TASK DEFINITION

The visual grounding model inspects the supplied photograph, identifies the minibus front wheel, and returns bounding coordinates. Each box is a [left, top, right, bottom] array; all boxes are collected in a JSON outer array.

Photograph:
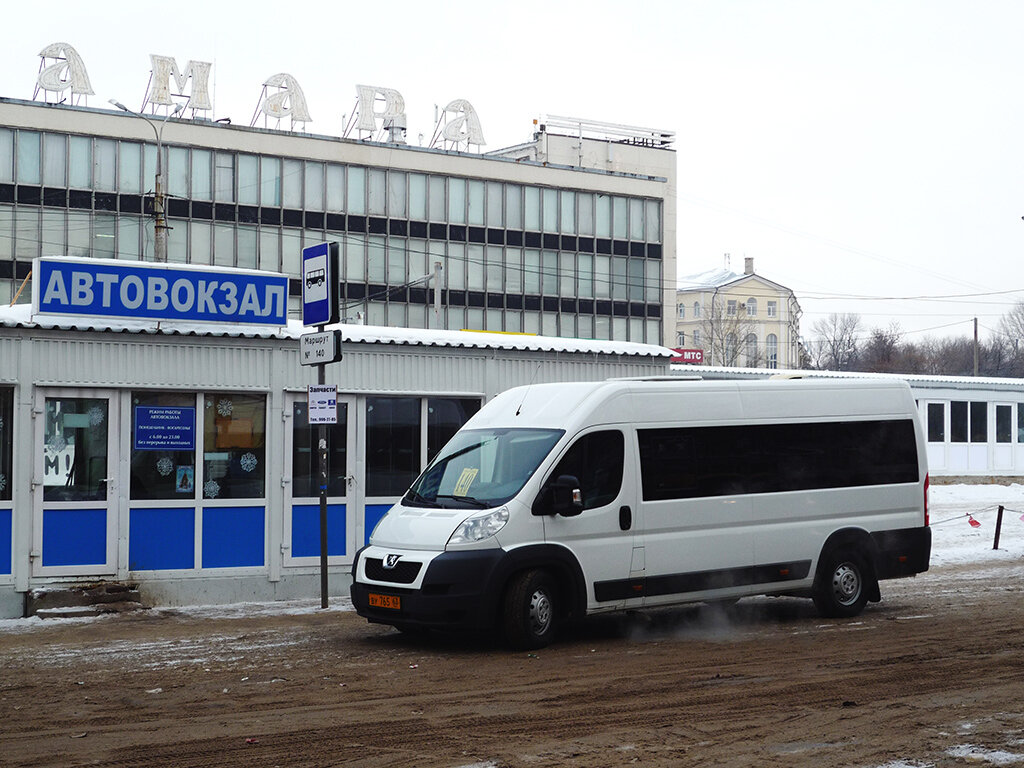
[[502, 569, 558, 650], [812, 547, 872, 619]]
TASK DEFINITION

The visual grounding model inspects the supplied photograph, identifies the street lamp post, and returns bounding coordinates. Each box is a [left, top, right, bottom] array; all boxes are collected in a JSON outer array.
[[109, 100, 183, 262]]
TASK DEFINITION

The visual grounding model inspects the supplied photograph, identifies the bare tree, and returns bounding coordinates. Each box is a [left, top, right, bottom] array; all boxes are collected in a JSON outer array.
[[699, 299, 763, 367], [860, 322, 902, 373], [810, 313, 862, 371]]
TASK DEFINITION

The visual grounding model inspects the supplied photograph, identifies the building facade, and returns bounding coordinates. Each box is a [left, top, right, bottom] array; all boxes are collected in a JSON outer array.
[[675, 257, 802, 369], [0, 98, 676, 345]]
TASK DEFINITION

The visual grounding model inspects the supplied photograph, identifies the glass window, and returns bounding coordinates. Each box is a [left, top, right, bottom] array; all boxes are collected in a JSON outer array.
[[645, 199, 661, 242], [15, 208, 40, 262], [93, 213, 116, 259], [523, 248, 540, 294], [283, 159, 302, 208], [191, 148, 212, 200], [202, 393, 266, 499], [388, 238, 406, 283], [727, 299, 737, 316], [595, 194, 611, 238], [345, 238, 365, 282], [388, 170, 407, 218], [237, 225, 257, 270], [238, 154, 259, 205], [260, 156, 281, 207], [970, 402, 988, 443], [559, 252, 575, 296], [578, 193, 594, 236], [291, 400, 348, 497], [214, 223, 235, 267], [67, 210, 89, 258], [693, 330, 701, 347], [506, 184, 522, 229], [612, 197, 628, 239], [167, 146, 189, 199], [366, 396, 421, 497], [486, 245, 503, 291], [448, 177, 466, 224], [629, 198, 644, 239], [326, 163, 345, 212], [367, 168, 386, 215], [612, 257, 627, 301], [542, 188, 558, 231], [524, 186, 541, 230], [215, 152, 235, 203], [541, 251, 558, 295], [190, 220, 211, 265], [427, 398, 481, 463], [0, 129, 13, 183], [16, 130, 41, 185], [506, 247, 523, 293], [282, 229, 301, 276], [43, 133, 66, 187], [259, 227, 280, 272], [43, 209, 66, 258], [646, 259, 661, 303], [0, 387, 12, 501], [119, 142, 142, 195], [594, 255, 611, 299], [367, 236, 386, 283], [546, 430, 624, 510], [767, 300, 777, 317], [766, 334, 778, 369], [69, 135, 91, 188], [130, 392, 197, 500], [93, 139, 116, 192], [347, 166, 366, 215], [409, 173, 426, 220], [950, 401, 968, 443], [447, 242, 465, 290], [996, 405, 1012, 444], [468, 180, 485, 226], [428, 175, 445, 221], [467, 244, 484, 291], [746, 298, 757, 317], [304, 161, 323, 210], [1019, 405, 1024, 442], [43, 397, 108, 502], [560, 190, 575, 234], [485, 182, 502, 228], [577, 253, 593, 298]]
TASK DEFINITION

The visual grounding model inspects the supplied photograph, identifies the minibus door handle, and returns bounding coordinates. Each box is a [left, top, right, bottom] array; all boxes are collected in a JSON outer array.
[[619, 506, 632, 531]]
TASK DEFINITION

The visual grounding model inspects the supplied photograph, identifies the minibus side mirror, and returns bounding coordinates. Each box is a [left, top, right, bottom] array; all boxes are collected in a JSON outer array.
[[551, 475, 584, 517]]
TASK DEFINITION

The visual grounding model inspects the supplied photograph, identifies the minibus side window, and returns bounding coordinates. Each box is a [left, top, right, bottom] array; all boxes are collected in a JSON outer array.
[[547, 431, 624, 510]]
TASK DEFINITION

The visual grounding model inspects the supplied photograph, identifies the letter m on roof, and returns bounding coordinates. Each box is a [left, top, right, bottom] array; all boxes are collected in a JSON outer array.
[[145, 54, 212, 112]]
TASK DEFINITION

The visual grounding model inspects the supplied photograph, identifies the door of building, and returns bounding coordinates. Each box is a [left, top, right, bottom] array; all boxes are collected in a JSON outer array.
[[282, 393, 358, 566], [33, 389, 119, 577]]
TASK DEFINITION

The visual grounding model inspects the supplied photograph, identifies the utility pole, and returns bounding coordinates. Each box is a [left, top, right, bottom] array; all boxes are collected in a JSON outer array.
[[974, 317, 979, 376], [109, 100, 183, 262]]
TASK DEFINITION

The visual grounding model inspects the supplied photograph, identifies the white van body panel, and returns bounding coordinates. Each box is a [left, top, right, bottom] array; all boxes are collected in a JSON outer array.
[[352, 377, 931, 644]]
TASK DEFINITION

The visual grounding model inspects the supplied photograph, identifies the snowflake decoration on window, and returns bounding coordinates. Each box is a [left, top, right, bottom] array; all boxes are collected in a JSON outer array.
[[239, 452, 258, 473], [204, 480, 220, 499], [216, 399, 233, 418], [0, 474, 6, 493], [46, 434, 68, 453], [88, 406, 105, 427], [0, 415, 4, 432], [156, 457, 174, 477]]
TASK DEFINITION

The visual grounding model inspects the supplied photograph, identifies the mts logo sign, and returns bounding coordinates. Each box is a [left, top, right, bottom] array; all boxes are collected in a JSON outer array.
[[671, 348, 704, 364]]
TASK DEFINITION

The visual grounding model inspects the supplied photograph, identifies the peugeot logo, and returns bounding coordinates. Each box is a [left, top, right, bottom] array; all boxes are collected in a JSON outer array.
[[384, 554, 401, 569]]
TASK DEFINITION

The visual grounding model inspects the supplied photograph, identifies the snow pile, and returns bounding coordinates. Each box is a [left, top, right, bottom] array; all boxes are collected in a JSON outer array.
[[928, 484, 1024, 567]]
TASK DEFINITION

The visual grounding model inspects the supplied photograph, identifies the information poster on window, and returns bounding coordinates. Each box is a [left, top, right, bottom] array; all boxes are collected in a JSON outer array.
[[134, 407, 196, 451]]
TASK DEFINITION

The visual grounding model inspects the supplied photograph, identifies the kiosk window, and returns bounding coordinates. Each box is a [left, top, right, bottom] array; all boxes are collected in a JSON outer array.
[[131, 392, 197, 500], [0, 388, 11, 501], [43, 397, 108, 502], [291, 401, 348, 498], [367, 397, 420, 497], [203, 393, 266, 499], [427, 397, 481, 462]]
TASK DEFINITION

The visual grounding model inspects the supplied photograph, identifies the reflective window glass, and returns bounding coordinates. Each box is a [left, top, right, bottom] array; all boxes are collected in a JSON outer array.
[[93, 213, 116, 259], [237, 225, 257, 270], [214, 223, 234, 267], [368, 168, 386, 215], [0, 129, 13, 183], [291, 401, 348, 497], [167, 146, 189, 199], [595, 194, 611, 238], [560, 190, 575, 234], [203, 393, 266, 500], [67, 210, 90, 258], [486, 182, 502, 228], [43, 133, 66, 187], [119, 141, 142, 195], [326, 164, 345, 212], [283, 159, 302, 208], [130, 392, 197, 500], [0, 387, 12, 501], [613, 197, 628, 239], [238, 154, 259, 205], [43, 397, 108, 502], [448, 177, 466, 224], [16, 130, 40, 185], [15, 209, 39, 261], [506, 184, 522, 229], [468, 180, 484, 226], [467, 244, 484, 291], [94, 139, 116, 192], [388, 170, 407, 218], [69, 135, 91, 188], [409, 173, 426, 220], [191, 148, 212, 200], [215, 152, 235, 203], [428, 175, 445, 221], [260, 156, 281, 206], [190, 220, 211, 265], [304, 161, 323, 210], [347, 166, 365, 214], [542, 189, 558, 231], [524, 186, 541, 230], [366, 397, 421, 497]]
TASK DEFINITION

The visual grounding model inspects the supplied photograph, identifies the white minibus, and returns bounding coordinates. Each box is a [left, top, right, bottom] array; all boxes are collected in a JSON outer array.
[[351, 378, 931, 648]]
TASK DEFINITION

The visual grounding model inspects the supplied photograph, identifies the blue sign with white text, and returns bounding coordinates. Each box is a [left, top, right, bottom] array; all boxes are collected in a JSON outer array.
[[34, 257, 289, 325], [134, 406, 196, 451]]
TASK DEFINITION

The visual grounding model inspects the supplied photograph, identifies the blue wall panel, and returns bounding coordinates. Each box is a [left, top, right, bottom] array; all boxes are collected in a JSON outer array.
[[364, 504, 393, 546], [129, 507, 195, 571], [291, 503, 347, 557], [202, 506, 265, 568], [42, 508, 106, 567], [0, 508, 11, 575]]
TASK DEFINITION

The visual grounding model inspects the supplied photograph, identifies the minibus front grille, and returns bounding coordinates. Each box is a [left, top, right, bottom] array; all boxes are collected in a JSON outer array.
[[365, 558, 423, 584]]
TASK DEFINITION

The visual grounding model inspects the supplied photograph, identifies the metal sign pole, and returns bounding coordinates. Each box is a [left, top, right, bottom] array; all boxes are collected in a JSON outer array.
[[318, 326, 329, 609]]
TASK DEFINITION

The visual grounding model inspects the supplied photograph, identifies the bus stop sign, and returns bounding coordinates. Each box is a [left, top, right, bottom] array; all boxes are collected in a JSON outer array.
[[302, 242, 339, 326]]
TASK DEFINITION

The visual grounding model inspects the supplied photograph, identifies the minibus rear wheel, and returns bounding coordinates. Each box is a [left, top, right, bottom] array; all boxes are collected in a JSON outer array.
[[813, 547, 871, 618], [502, 569, 558, 650]]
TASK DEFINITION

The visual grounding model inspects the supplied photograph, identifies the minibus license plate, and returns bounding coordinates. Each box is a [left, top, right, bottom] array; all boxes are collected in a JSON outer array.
[[368, 593, 401, 610]]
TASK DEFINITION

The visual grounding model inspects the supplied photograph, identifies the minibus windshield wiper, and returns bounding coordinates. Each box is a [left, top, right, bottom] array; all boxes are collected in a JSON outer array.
[[435, 494, 490, 508], [404, 489, 440, 507]]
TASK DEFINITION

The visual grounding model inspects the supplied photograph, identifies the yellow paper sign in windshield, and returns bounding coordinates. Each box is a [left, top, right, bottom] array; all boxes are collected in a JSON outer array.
[[453, 467, 479, 496]]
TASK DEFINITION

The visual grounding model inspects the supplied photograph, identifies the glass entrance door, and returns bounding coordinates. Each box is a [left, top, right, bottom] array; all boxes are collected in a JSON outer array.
[[34, 391, 118, 576], [283, 394, 356, 566]]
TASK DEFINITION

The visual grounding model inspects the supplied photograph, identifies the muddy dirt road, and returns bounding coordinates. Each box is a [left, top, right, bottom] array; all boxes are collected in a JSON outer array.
[[2, 558, 1023, 768]]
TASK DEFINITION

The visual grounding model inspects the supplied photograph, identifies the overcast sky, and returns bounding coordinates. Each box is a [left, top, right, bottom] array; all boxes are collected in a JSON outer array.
[[2, 0, 1022, 344]]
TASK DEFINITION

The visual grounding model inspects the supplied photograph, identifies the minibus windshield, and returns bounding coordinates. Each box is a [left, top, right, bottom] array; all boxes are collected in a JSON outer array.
[[404, 428, 564, 509]]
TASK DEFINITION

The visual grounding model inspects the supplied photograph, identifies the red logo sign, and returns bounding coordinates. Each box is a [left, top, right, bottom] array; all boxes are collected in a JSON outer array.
[[671, 348, 704, 364]]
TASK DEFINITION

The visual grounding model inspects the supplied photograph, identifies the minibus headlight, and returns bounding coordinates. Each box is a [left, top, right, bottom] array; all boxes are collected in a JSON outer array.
[[448, 507, 509, 545]]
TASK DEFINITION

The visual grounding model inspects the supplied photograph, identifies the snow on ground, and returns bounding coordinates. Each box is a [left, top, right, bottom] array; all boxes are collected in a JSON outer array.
[[1, 484, 1022, 636]]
